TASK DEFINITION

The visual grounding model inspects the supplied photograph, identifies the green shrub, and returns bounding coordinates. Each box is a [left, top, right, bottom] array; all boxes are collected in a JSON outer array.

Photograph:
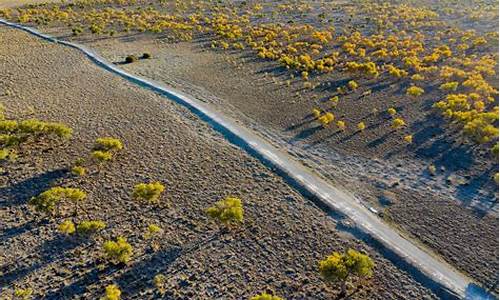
[[206, 196, 244, 226], [0, 134, 23, 147], [125, 55, 138, 63], [153, 274, 167, 295], [144, 224, 161, 239], [77, 220, 106, 235], [92, 150, 113, 162], [103, 237, 133, 264], [251, 292, 283, 300], [71, 165, 86, 176], [58, 220, 76, 234], [14, 288, 33, 300], [319, 249, 374, 297], [101, 284, 121, 300], [133, 182, 165, 203], [95, 137, 123, 152], [0, 148, 9, 160], [29, 187, 86, 215], [0, 120, 18, 133], [18, 119, 72, 138]]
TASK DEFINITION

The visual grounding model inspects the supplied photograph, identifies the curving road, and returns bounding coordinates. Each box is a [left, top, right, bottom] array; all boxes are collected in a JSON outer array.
[[0, 19, 496, 300]]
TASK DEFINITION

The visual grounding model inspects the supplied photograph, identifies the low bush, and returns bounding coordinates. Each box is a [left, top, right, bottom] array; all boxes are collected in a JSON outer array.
[[206, 196, 244, 226], [251, 292, 283, 300], [95, 137, 123, 152], [101, 284, 121, 300], [14, 288, 33, 300], [58, 220, 76, 234], [30, 187, 86, 215], [103, 237, 133, 264], [92, 150, 113, 162], [319, 249, 374, 298], [133, 182, 165, 203], [77, 220, 106, 235], [71, 166, 86, 176], [141, 52, 152, 59]]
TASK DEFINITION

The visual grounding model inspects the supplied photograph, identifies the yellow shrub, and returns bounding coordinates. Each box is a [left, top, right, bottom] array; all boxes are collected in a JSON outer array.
[[133, 182, 165, 203], [103, 237, 133, 264], [406, 86, 424, 96], [77, 220, 106, 235], [58, 220, 75, 235], [206, 196, 244, 226], [392, 118, 406, 129], [357, 122, 366, 131], [101, 284, 121, 300]]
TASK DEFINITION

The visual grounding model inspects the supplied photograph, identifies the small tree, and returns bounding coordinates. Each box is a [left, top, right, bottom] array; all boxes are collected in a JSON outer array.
[[319, 249, 374, 298], [103, 237, 133, 265]]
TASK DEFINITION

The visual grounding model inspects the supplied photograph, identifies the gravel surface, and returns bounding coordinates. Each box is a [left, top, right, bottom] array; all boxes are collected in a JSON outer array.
[[0, 26, 440, 299]]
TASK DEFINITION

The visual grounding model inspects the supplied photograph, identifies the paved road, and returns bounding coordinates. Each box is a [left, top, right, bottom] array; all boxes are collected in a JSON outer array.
[[1, 19, 496, 300]]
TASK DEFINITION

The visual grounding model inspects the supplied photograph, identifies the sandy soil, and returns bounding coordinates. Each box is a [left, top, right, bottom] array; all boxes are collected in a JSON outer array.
[[68, 33, 499, 288], [0, 25, 440, 299]]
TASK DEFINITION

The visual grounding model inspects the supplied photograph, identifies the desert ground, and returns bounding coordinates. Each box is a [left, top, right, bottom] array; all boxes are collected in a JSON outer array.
[[0, 25, 440, 299], [0, 0, 498, 298]]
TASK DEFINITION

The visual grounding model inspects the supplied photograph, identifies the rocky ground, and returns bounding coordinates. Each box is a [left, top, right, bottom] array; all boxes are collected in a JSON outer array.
[[0, 25, 440, 299]]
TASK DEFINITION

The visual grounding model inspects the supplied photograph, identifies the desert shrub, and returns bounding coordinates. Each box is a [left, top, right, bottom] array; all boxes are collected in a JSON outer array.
[[133, 182, 165, 203], [125, 55, 138, 63], [101, 284, 121, 300], [0, 120, 18, 132], [153, 274, 167, 295], [404, 135, 413, 143], [206, 196, 244, 226], [312, 108, 321, 119], [347, 80, 358, 90], [103, 237, 133, 264], [336, 120, 346, 131], [58, 220, 76, 234], [0, 134, 23, 147], [144, 224, 161, 239], [439, 81, 459, 91], [494, 173, 499, 185], [357, 122, 366, 131], [92, 150, 113, 162], [0, 148, 9, 160], [71, 166, 86, 176], [77, 220, 106, 235], [30, 187, 86, 215], [95, 137, 123, 152], [14, 288, 33, 300], [318, 112, 334, 127], [406, 86, 424, 96], [72, 26, 83, 35], [319, 249, 374, 297], [387, 107, 397, 116], [18, 119, 72, 139], [141, 53, 152, 59], [251, 292, 283, 300], [391, 118, 406, 129]]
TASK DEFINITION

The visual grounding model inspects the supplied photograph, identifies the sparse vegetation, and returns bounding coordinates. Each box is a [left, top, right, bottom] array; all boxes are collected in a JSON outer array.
[[250, 292, 283, 300], [206, 196, 244, 227], [319, 249, 374, 298], [29, 187, 86, 215], [132, 182, 165, 203], [77, 220, 106, 235], [101, 284, 121, 300], [103, 237, 133, 264]]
